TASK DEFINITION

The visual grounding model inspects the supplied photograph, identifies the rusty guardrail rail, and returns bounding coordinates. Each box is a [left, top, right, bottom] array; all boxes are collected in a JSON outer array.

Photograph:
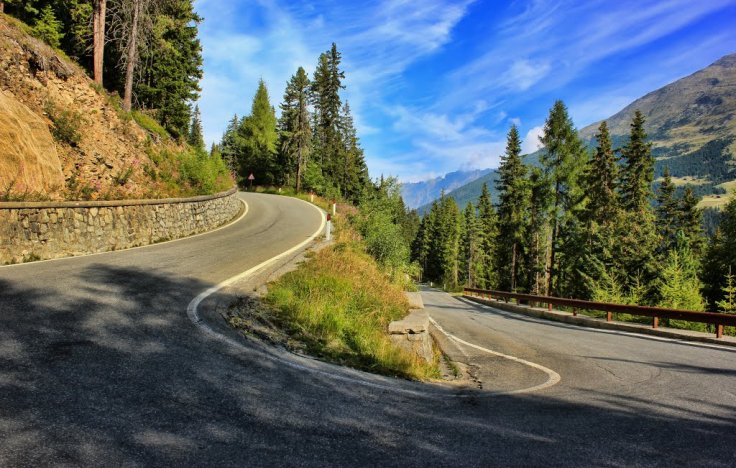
[[464, 288, 736, 339]]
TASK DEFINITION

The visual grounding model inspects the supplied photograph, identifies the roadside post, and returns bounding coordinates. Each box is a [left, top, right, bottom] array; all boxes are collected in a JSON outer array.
[[326, 213, 332, 241], [332, 199, 336, 216], [310, 192, 314, 203], [247, 173, 255, 191]]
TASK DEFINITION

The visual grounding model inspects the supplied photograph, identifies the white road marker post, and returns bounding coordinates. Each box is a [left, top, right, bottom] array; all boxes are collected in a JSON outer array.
[[310, 192, 314, 203], [325, 213, 332, 241], [332, 199, 336, 216]]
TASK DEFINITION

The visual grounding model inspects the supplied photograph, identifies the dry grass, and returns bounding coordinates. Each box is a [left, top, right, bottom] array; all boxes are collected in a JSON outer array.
[[265, 218, 440, 380]]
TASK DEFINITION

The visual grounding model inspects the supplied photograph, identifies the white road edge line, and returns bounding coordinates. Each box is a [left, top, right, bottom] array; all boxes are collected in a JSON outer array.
[[0, 197, 249, 269], [428, 316, 562, 394], [185, 197, 441, 398]]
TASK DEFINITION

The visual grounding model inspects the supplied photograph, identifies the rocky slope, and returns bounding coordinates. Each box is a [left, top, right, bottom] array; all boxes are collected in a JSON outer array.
[[0, 15, 192, 201]]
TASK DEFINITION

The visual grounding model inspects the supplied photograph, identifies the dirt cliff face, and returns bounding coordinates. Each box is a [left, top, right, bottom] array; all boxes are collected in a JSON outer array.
[[0, 16, 163, 200], [0, 90, 64, 194]]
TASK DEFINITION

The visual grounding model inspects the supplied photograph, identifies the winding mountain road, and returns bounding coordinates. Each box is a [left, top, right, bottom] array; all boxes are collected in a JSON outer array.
[[1, 193, 735, 466]]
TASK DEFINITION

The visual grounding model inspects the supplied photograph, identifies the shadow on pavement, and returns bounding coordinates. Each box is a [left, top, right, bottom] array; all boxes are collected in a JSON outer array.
[[1, 266, 735, 466]]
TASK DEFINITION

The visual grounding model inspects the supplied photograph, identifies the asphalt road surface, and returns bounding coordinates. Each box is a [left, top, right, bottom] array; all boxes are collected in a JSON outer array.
[[2, 193, 735, 467]]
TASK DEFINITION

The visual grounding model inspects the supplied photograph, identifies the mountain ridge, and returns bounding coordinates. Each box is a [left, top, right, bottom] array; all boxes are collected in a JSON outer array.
[[419, 52, 736, 214]]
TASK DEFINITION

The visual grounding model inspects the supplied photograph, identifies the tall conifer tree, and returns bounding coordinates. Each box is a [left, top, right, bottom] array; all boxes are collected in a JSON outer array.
[[539, 100, 586, 295], [496, 125, 529, 291]]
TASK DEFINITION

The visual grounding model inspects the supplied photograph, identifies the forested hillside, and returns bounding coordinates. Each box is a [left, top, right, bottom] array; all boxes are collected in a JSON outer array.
[[431, 53, 736, 215], [0, 1, 231, 200], [412, 102, 736, 329]]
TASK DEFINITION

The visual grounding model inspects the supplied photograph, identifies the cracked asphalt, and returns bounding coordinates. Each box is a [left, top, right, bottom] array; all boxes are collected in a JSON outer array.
[[1, 193, 736, 467]]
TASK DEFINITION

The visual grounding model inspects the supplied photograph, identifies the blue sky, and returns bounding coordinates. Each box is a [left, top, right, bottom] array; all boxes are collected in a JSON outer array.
[[193, 0, 736, 182]]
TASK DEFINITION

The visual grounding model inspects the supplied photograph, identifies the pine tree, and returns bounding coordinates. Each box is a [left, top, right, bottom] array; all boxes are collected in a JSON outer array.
[[539, 100, 586, 295], [477, 183, 497, 289], [238, 79, 278, 186], [678, 186, 706, 258], [717, 266, 736, 313], [278, 67, 312, 191], [495, 125, 529, 291], [188, 104, 205, 152], [702, 198, 736, 310], [32, 5, 64, 48], [583, 121, 618, 225], [656, 167, 679, 252], [657, 234, 706, 331], [311, 43, 345, 192], [575, 121, 620, 299], [620, 110, 654, 212], [524, 168, 552, 295], [220, 114, 240, 173], [135, 0, 203, 138], [616, 111, 658, 298], [461, 202, 482, 288], [338, 101, 369, 201]]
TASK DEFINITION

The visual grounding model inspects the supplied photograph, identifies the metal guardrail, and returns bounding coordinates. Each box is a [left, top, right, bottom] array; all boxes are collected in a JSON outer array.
[[464, 288, 736, 339]]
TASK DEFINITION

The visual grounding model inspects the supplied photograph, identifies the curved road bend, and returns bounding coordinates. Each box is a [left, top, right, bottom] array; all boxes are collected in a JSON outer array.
[[0, 193, 734, 466]]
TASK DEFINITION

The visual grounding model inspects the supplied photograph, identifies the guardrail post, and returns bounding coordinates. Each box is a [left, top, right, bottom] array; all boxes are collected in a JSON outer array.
[[606, 312, 613, 322], [652, 317, 659, 329], [547, 302, 552, 311], [716, 324, 724, 339], [572, 308, 577, 317]]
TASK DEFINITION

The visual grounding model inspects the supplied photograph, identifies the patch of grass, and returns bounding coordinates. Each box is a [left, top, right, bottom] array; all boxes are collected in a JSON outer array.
[[132, 111, 169, 141], [265, 221, 440, 380], [45, 100, 84, 146], [141, 146, 233, 197]]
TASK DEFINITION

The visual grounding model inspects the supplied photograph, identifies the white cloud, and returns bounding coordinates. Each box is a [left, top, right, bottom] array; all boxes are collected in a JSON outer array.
[[521, 126, 544, 155]]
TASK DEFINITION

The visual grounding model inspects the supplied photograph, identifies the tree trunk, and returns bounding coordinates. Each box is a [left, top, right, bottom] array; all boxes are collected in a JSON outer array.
[[93, 0, 106, 85], [295, 146, 303, 192], [122, 0, 140, 113], [0, 2, 5, 14], [511, 242, 517, 291]]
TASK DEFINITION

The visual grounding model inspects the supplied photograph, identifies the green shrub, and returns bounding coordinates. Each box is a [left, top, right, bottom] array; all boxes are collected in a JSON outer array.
[[132, 111, 169, 140], [31, 5, 64, 48], [45, 100, 83, 146]]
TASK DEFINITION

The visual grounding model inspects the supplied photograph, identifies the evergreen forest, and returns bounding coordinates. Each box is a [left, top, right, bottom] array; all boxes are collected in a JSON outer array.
[[412, 101, 736, 325]]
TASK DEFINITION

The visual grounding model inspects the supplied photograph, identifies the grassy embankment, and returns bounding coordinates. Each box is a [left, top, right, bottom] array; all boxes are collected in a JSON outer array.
[[248, 198, 439, 380]]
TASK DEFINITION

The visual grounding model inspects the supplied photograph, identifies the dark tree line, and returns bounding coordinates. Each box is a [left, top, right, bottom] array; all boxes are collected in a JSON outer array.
[[4, 0, 203, 140], [412, 100, 736, 317], [218, 44, 370, 202]]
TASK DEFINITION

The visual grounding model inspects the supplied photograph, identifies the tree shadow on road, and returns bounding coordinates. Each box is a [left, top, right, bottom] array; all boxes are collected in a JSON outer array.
[[1, 265, 736, 466]]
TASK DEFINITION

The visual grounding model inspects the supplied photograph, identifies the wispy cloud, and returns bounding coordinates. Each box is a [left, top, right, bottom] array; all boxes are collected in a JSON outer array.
[[193, 0, 736, 181]]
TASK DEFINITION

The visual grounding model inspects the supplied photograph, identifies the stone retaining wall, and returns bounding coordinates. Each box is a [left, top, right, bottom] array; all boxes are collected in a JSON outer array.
[[0, 188, 242, 264]]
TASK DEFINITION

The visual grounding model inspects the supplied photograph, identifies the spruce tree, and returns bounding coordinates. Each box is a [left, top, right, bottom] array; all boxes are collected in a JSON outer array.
[[620, 110, 654, 212], [338, 101, 369, 201], [656, 167, 679, 252], [583, 121, 618, 225], [524, 168, 552, 295], [477, 183, 497, 289], [461, 202, 482, 288], [188, 104, 205, 152], [311, 43, 345, 192], [32, 5, 65, 48], [539, 100, 586, 295], [495, 125, 529, 291], [575, 121, 620, 299], [616, 111, 658, 298], [678, 187, 706, 258], [238, 79, 278, 186], [717, 266, 736, 313], [657, 234, 706, 329], [278, 67, 312, 191]]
